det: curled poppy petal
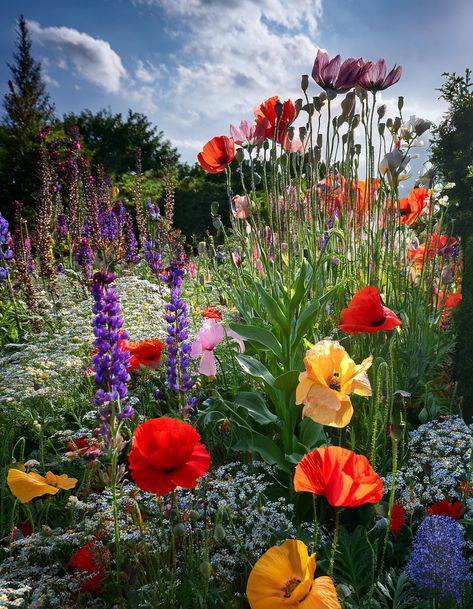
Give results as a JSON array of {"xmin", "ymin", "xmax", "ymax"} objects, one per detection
[
  {"xmin": 197, "ymin": 136, "xmax": 235, "ymax": 173},
  {"xmin": 294, "ymin": 446, "xmax": 383, "ymax": 507},
  {"xmin": 339, "ymin": 287, "xmax": 401, "ymax": 334}
]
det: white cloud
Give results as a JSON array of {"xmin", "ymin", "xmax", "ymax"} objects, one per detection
[
  {"xmin": 129, "ymin": 0, "xmax": 323, "ymax": 160},
  {"xmin": 27, "ymin": 20, "xmax": 127, "ymax": 93}
]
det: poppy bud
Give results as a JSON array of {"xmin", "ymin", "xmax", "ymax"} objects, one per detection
[
  {"xmin": 299, "ymin": 126, "xmax": 307, "ymax": 141},
  {"xmin": 377, "ymin": 104, "xmax": 386, "ymax": 119},
  {"xmin": 354, "ymin": 144, "xmax": 362, "ymax": 156},
  {"xmin": 173, "ymin": 523, "xmax": 187, "ymax": 538},
  {"xmin": 234, "ymin": 148, "xmax": 245, "ymax": 164},
  {"xmin": 301, "ymin": 74, "xmax": 309, "ymax": 92},
  {"xmin": 214, "ymin": 523, "xmax": 226, "ymax": 542},
  {"xmin": 295, "ymin": 98, "xmax": 303, "ymax": 113},
  {"xmin": 199, "ymin": 561, "xmax": 213, "ymax": 578},
  {"xmin": 275, "ymin": 100, "xmax": 283, "ymax": 119},
  {"xmin": 393, "ymin": 117, "xmax": 401, "ymax": 133},
  {"xmin": 313, "ymin": 95, "xmax": 324, "ymax": 113},
  {"xmin": 398, "ymin": 96, "xmax": 404, "ymax": 112}
]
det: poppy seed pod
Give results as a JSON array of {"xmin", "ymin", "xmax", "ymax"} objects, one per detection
[
  {"xmin": 398, "ymin": 96, "xmax": 404, "ymax": 111},
  {"xmin": 234, "ymin": 148, "xmax": 245, "ymax": 164},
  {"xmin": 377, "ymin": 104, "xmax": 387, "ymax": 119},
  {"xmin": 301, "ymin": 74, "xmax": 309, "ymax": 92}
]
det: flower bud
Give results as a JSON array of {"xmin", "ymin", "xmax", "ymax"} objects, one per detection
[
  {"xmin": 199, "ymin": 561, "xmax": 213, "ymax": 578},
  {"xmin": 377, "ymin": 104, "xmax": 386, "ymax": 119},
  {"xmin": 173, "ymin": 523, "xmax": 187, "ymax": 538},
  {"xmin": 398, "ymin": 96, "xmax": 404, "ymax": 112},
  {"xmin": 234, "ymin": 148, "xmax": 245, "ymax": 164},
  {"xmin": 214, "ymin": 523, "xmax": 226, "ymax": 542},
  {"xmin": 301, "ymin": 74, "xmax": 309, "ymax": 92}
]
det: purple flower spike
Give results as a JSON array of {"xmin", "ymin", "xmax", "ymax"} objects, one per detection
[
  {"xmin": 358, "ymin": 59, "xmax": 402, "ymax": 91},
  {"xmin": 312, "ymin": 50, "xmax": 363, "ymax": 93}
]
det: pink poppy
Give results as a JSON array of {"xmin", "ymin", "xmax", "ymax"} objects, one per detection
[{"xmin": 190, "ymin": 319, "xmax": 245, "ymax": 377}]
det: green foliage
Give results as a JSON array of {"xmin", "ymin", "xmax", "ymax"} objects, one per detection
[
  {"xmin": 0, "ymin": 15, "xmax": 55, "ymax": 219},
  {"xmin": 62, "ymin": 108, "xmax": 178, "ymax": 177},
  {"xmin": 456, "ymin": 235, "xmax": 473, "ymax": 421},
  {"xmin": 372, "ymin": 570, "xmax": 423, "ymax": 609}
]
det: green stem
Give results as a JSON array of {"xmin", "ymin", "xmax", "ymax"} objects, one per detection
[{"xmin": 329, "ymin": 508, "xmax": 340, "ymax": 579}]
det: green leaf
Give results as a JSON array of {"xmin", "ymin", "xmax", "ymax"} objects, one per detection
[
  {"xmin": 334, "ymin": 526, "xmax": 375, "ymax": 602},
  {"xmin": 229, "ymin": 323, "xmax": 282, "ymax": 358},
  {"xmin": 234, "ymin": 391, "xmax": 279, "ymax": 425},
  {"xmin": 299, "ymin": 417, "xmax": 326, "ymax": 450},
  {"xmin": 245, "ymin": 432, "xmax": 290, "ymax": 472},
  {"xmin": 290, "ymin": 260, "xmax": 312, "ymax": 313},
  {"xmin": 256, "ymin": 284, "xmax": 289, "ymax": 332},
  {"xmin": 292, "ymin": 283, "xmax": 343, "ymax": 347},
  {"xmin": 273, "ymin": 370, "xmax": 300, "ymax": 392},
  {"xmin": 235, "ymin": 354, "xmax": 275, "ymax": 386}
]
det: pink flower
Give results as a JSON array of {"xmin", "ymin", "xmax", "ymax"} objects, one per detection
[
  {"xmin": 230, "ymin": 119, "xmax": 267, "ymax": 147},
  {"xmin": 312, "ymin": 50, "xmax": 363, "ymax": 93},
  {"xmin": 358, "ymin": 59, "xmax": 402, "ymax": 91},
  {"xmin": 190, "ymin": 319, "xmax": 245, "ymax": 378},
  {"xmin": 232, "ymin": 195, "xmax": 251, "ymax": 219}
]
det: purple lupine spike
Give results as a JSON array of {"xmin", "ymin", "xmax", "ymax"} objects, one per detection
[
  {"xmin": 74, "ymin": 237, "xmax": 94, "ymax": 278},
  {"xmin": 124, "ymin": 211, "xmax": 139, "ymax": 263},
  {"xmin": 91, "ymin": 271, "xmax": 131, "ymax": 408},
  {"xmin": 56, "ymin": 214, "xmax": 68, "ymax": 241},
  {"xmin": 0, "ymin": 212, "xmax": 13, "ymax": 284},
  {"xmin": 161, "ymin": 260, "xmax": 195, "ymax": 395}
]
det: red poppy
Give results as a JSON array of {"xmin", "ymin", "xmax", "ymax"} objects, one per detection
[
  {"xmin": 437, "ymin": 289, "xmax": 462, "ymax": 311},
  {"xmin": 128, "ymin": 417, "xmax": 210, "ymax": 496},
  {"xmin": 197, "ymin": 136, "xmax": 235, "ymax": 174},
  {"xmin": 202, "ymin": 306, "xmax": 222, "ymax": 321},
  {"xmin": 352, "ymin": 178, "xmax": 380, "ymax": 220},
  {"xmin": 11, "ymin": 520, "xmax": 33, "ymax": 543},
  {"xmin": 338, "ymin": 287, "xmax": 402, "ymax": 334},
  {"xmin": 119, "ymin": 338, "xmax": 163, "ymax": 370},
  {"xmin": 427, "ymin": 498, "xmax": 462, "ymax": 519},
  {"xmin": 66, "ymin": 437, "xmax": 101, "ymax": 459},
  {"xmin": 294, "ymin": 446, "xmax": 383, "ymax": 507},
  {"xmin": 68, "ymin": 541, "xmax": 105, "ymax": 594},
  {"xmin": 254, "ymin": 96, "xmax": 297, "ymax": 143},
  {"xmin": 390, "ymin": 504, "xmax": 406, "ymax": 537},
  {"xmin": 426, "ymin": 233, "xmax": 458, "ymax": 258},
  {"xmin": 398, "ymin": 188, "xmax": 430, "ymax": 225}
]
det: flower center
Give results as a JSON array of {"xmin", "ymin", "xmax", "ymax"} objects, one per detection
[
  {"xmin": 283, "ymin": 578, "xmax": 301, "ymax": 597},
  {"xmin": 329, "ymin": 371, "xmax": 341, "ymax": 391}
]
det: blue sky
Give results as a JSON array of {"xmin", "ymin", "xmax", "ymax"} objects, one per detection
[{"xmin": 1, "ymin": 0, "xmax": 472, "ymax": 164}]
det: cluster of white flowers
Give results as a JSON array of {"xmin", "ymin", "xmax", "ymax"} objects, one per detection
[
  {"xmin": 0, "ymin": 273, "xmax": 168, "ymax": 421},
  {"xmin": 385, "ymin": 416, "xmax": 473, "ymax": 507}
]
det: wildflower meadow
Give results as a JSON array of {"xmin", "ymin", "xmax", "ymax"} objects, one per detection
[{"xmin": 0, "ymin": 9, "xmax": 472, "ymax": 609}]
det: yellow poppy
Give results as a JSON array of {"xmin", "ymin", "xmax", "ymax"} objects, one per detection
[
  {"xmin": 7, "ymin": 469, "xmax": 77, "ymax": 503},
  {"xmin": 246, "ymin": 539, "xmax": 340, "ymax": 609},
  {"xmin": 296, "ymin": 340, "xmax": 372, "ymax": 428}
]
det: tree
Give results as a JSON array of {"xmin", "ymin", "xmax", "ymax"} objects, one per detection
[
  {"xmin": 430, "ymin": 70, "xmax": 473, "ymax": 422},
  {"xmin": 0, "ymin": 15, "xmax": 55, "ymax": 219},
  {"xmin": 62, "ymin": 108, "xmax": 179, "ymax": 177}
]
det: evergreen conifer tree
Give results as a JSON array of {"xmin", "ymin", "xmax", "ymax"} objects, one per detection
[{"xmin": 0, "ymin": 15, "xmax": 55, "ymax": 218}]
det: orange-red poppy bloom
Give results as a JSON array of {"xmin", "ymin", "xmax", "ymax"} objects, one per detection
[
  {"xmin": 202, "ymin": 306, "xmax": 222, "ymax": 321},
  {"xmin": 352, "ymin": 178, "xmax": 380, "ymax": 220},
  {"xmin": 120, "ymin": 338, "xmax": 163, "ymax": 370},
  {"xmin": 390, "ymin": 504, "xmax": 406, "ymax": 537},
  {"xmin": 128, "ymin": 417, "xmax": 210, "ymax": 496},
  {"xmin": 425, "ymin": 233, "xmax": 458, "ymax": 258},
  {"xmin": 437, "ymin": 289, "xmax": 462, "ymax": 311},
  {"xmin": 254, "ymin": 96, "xmax": 297, "ymax": 143},
  {"xmin": 338, "ymin": 287, "xmax": 402, "ymax": 334},
  {"xmin": 68, "ymin": 542, "xmax": 105, "ymax": 594},
  {"xmin": 294, "ymin": 446, "xmax": 383, "ymax": 507},
  {"xmin": 427, "ymin": 498, "xmax": 462, "ymax": 519},
  {"xmin": 398, "ymin": 188, "xmax": 430, "ymax": 225},
  {"xmin": 197, "ymin": 135, "xmax": 235, "ymax": 173}
]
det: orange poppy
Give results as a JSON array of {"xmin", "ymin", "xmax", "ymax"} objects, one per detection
[
  {"xmin": 202, "ymin": 306, "xmax": 222, "ymax": 321},
  {"xmin": 398, "ymin": 188, "xmax": 430, "ymax": 225},
  {"xmin": 352, "ymin": 178, "xmax": 380, "ymax": 220},
  {"xmin": 254, "ymin": 96, "xmax": 297, "ymax": 143},
  {"xmin": 197, "ymin": 136, "xmax": 235, "ymax": 173},
  {"xmin": 294, "ymin": 446, "xmax": 383, "ymax": 507},
  {"xmin": 338, "ymin": 287, "xmax": 402, "ymax": 334}
]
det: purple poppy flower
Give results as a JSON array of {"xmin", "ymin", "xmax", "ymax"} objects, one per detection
[
  {"xmin": 312, "ymin": 50, "xmax": 363, "ymax": 93},
  {"xmin": 358, "ymin": 59, "xmax": 402, "ymax": 91}
]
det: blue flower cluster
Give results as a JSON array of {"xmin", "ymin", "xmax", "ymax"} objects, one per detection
[
  {"xmin": 91, "ymin": 272, "xmax": 131, "ymax": 406},
  {"xmin": 0, "ymin": 212, "xmax": 13, "ymax": 284},
  {"xmin": 406, "ymin": 515, "xmax": 471, "ymax": 604}
]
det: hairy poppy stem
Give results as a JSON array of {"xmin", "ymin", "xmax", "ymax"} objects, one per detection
[{"xmin": 329, "ymin": 508, "xmax": 340, "ymax": 579}]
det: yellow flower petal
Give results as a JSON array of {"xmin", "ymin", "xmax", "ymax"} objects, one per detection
[
  {"xmin": 45, "ymin": 471, "xmax": 78, "ymax": 491},
  {"xmin": 303, "ymin": 391, "xmax": 353, "ymax": 428},
  {"xmin": 301, "ymin": 576, "xmax": 341, "ymax": 609},
  {"xmin": 296, "ymin": 374, "xmax": 314, "ymax": 405},
  {"xmin": 7, "ymin": 469, "xmax": 59, "ymax": 503}
]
